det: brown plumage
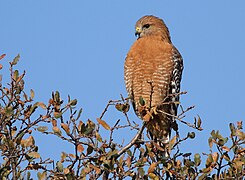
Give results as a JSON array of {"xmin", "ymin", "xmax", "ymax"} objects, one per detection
[{"xmin": 124, "ymin": 15, "xmax": 183, "ymax": 145}]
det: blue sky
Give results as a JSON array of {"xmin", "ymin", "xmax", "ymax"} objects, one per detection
[{"xmin": 1, "ymin": 0, "xmax": 245, "ymax": 171}]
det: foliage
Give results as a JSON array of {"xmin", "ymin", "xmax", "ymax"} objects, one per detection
[{"xmin": 0, "ymin": 54, "xmax": 244, "ymax": 179}]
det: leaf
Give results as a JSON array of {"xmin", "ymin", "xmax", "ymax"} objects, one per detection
[
  {"xmin": 56, "ymin": 161, "xmax": 63, "ymax": 172},
  {"xmin": 208, "ymin": 137, "xmax": 213, "ymax": 148},
  {"xmin": 37, "ymin": 171, "xmax": 47, "ymax": 180},
  {"xmin": 87, "ymin": 145, "xmax": 93, "ymax": 155},
  {"xmin": 28, "ymin": 152, "xmax": 40, "ymax": 159},
  {"xmin": 55, "ymin": 91, "xmax": 60, "ymax": 102},
  {"xmin": 115, "ymin": 103, "xmax": 130, "ymax": 113},
  {"xmin": 148, "ymin": 162, "xmax": 158, "ymax": 174},
  {"xmin": 61, "ymin": 152, "xmax": 67, "ymax": 162},
  {"xmin": 188, "ymin": 132, "xmax": 195, "ymax": 139},
  {"xmin": 69, "ymin": 153, "xmax": 76, "ymax": 159},
  {"xmin": 194, "ymin": 153, "xmax": 201, "ymax": 166},
  {"xmin": 218, "ymin": 137, "xmax": 228, "ymax": 146},
  {"xmin": 77, "ymin": 144, "xmax": 84, "ymax": 153},
  {"xmin": 139, "ymin": 96, "xmax": 145, "ymax": 106},
  {"xmin": 233, "ymin": 160, "xmax": 244, "ymax": 171},
  {"xmin": 38, "ymin": 102, "xmax": 47, "ymax": 109},
  {"xmin": 137, "ymin": 167, "xmax": 145, "ymax": 177},
  {"xmin": 212, "ymin": 152, "xmax": 219, "ymax": 163},
  {"xmin": 63, "ymin": 168, "xmax": 70, "ymax": 174},
  {"xmin": 30, "ymin": 89, "xmax": 35, "ymax": 99},
  {"xmin": 211, "ymin": 130, "xmax": 216, "ymax": 139},
  {"xmin": 237, "ymin": 121, "xmax": 243, "ymax": 129},
  {"xmin": 153, "ymin": 142, "xmax": 165, "ymax": 152},
  {"xmin": 148, "ymin": 173, "xmax": 159, "ymax": 180},
  {"xmin": 115, "ymin": 103, "xmax": 124, "ymax": 112},
  {"xmin": 37, "ymin": 126, "xmax": 48, "ymax": 133},
  {"xmin": 68, "ymin": 99, "xmax": 77, "ymax": 106},
  {"xmin": 25, "ymin": 136, "xmax": 35, "ymax": 147},
  {"xmin": 76, "ymin": 108, "xmax": 83, "ymax": 120},
  {"xmin": 54, "ymin": 111, "xmax": 62, "ymax": 119},
  {"xmin": 11, "ymin": 54, "xmax": 20, "ymax": 65},
  {"xmin": 221, "ymin": 146, "xmax": 230, "ymax": 152},
  {"xmin": 184, "ymin": 159, "xmax": 194, "ymax": 167},
  {"xmin": 97, "ymin": 118, "xmax": 110, "ymax": 130},
  {"xmin": 223, "ymin": 152, "xmax": 230, "ymax": 162},
  {"xmin": 197, "ymin": 115, "xmax": 201, "ymax": 127},
  {"xmin": 87, "ymin": 119, "xmax": 95, "ymax": 129},
  {"xmin": 126, "ymin": 156, "xmax": 131, "ymax": 168},
  {"xmin": 229, "ymin": 123, "xmax": 236, "ymax": 136},
  {"xmin": 13, "ymin": 70, "xmax": 19, "ymax": 81},
  {"xmin": 16, "ymin": 130, "xmax": 26, "ymax": 145},
  {"xmin": 107, "ymin": 149, "xmax": 118, "ymax": 158},
  {"xmin": 52, "ymin": 119, "xmax": 57, "ymax": 127},
  {"xmin": 236, "ymin": 130, "xmax": 245, "ymax": 140},
  {"xmin": 89, "ymin": 164, "xmax": 101, "ymax": 174},
  {"xmin": 168, "ymin": 135, "xmax": 177, "ymax": 149},
  {"xmin": 0, "ymin": 54, "xmax": 6, "ymax": 60},
  {"xmin": 96, "ymin": 132, "xmax": 102, "ymax": 142},
  {"xmin": 127, "ymin": 149, "xmax": 132, "ymax": 156},
  {"xmin": 205, "ymin": 154, "xmax": 213, "ymax": 167},
  {"xmin": 61, "ymin": 123, "xmax": 70, "ymax": 134},
  {"xmin": 52, "ymin": 127, "xmax": 62, "ymax": 136}
]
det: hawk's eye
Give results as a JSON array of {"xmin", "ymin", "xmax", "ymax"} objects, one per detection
[{"xmin": 143, "ymin": 24, "xmax": 150, "ymax": 29}]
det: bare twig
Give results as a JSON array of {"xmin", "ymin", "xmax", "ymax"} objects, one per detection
[{"xmin": 116, "ymin": 122, "xmax": 147, "ymax": 157}]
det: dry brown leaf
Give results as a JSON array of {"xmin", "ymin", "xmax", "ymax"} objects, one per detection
[
  {"xmin": 77, "ymin": 144, "xmax": 84, "ymax": 153},
  {"xmin": 148, "ymin": 162, "xmax": 158, "ymax": 174},
  {"xmin": 61, "ymin": 123, "xmax": 70, "ymax": 134},
  {"xmin": 97, "ymin": 118, "xmax": 110, "ymax": 130}
]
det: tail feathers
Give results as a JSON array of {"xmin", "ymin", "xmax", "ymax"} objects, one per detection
[{"xmin": 148, "ymin": 132, "xmax": 171, "ymax": 157}]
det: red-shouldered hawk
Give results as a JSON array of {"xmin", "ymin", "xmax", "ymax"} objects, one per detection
[{"xmin": 124, "ymin": 15, "xmax": 183, "ymax": 147}]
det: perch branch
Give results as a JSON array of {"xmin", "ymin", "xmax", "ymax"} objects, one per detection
[{"xmin": 116, "ymin": 122, "xmax": 147, "ymax": 157}]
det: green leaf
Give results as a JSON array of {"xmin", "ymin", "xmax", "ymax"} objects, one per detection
[
  {"xmin": 194, "ymin": 153, "xmax": 201, "ymax": 166},
  {"xmin": 211, "ymin": 130, "xmax": 216, "ymax": 139},
  {"xmin": 137, "ymin": 167, "xmax": 145, "ymax": 177},
  {"xmin": 139, "ymin": 96, "xmax": 145, "ymax": 106},
  {"xmin": 188, "ymin": 132, "xmax": 195, "ymax": 139},
  {"xmin": 68, "ymin": 99, "xmax": 77, "ymax": 106},
  {"xmin": 229, "ymin": 123, "xmax": 236, "ymax": 136},
  {"xmin": 56, "ymin": 161, "xmax": 63, "ymax": 172},
  {"xmin": 87, "ymin": 145, "xmax": 93, "ymax": 155},
  {"xmin": 127, "ymin": 149, "xmax": 132, "ymax": 156},
  {"xmin": 55, "ymin": 91, "xmax": 60, "ymax": 102},
  {"xmin": 13, "ymin": 70, "xmax": 19, "ymax": 81},
  {"xmin": 12, "ymin": 54, "xmax": 20, "ymax": 65},
  {"xmin": 107, "ymin": 149, "xmax": 118, "ymax": 158},
  {"xmin": 37, "ymin": 126, "xmax": 48, "ymax": 133},
  {"xmin": 54, "ymin": 111, "xmax": 62, "ymax": 119},
  {"xmin": 27, "ymin": 171, "xmax": 31, "ymax": 180},
  {"xmin": 218, "ymin": 137, "xmax": 228, "ymax": 146}
]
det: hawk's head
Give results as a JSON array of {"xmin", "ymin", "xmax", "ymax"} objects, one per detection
[{"xmin": 135, "ymin": 15, "xmax": 171, "ymax": 42}]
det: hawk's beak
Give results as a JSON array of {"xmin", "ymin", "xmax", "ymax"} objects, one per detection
[{"xmin": 135, "ymin": 27, "xmax": 142, "ymax": 38}]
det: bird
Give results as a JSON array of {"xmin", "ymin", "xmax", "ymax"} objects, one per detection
[{"xmin": 124, "ymin": 15, "xmax": 183, "ymax": 149}]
